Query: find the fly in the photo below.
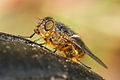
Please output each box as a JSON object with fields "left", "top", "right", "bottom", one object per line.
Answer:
{"left": 23, "top": 17, "right": 108, "bottom": 69}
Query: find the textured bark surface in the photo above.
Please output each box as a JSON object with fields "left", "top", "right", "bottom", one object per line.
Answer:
{"left": 0, "top": 32, "right": 104, "bottom": 80}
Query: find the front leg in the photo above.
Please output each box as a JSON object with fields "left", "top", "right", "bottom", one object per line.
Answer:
{"left": 18, "top": 32, "right": 35, "bottom": 38}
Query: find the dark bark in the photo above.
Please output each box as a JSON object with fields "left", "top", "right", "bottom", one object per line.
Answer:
{"left": 0, "top": 32, "right": 104, "bottom": 80}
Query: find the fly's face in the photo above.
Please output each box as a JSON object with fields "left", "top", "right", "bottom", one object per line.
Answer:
{"left": 35, "top": 17, "right": 55, "bottom": 38}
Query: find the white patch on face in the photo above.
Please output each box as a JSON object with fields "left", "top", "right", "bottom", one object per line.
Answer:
{"left": 71, "top": 34, "right": 80, "bottom": 38}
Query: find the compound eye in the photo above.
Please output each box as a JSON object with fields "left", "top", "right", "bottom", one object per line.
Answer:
{"left": 45, "top": 20, "right": 54, "bottom": 31}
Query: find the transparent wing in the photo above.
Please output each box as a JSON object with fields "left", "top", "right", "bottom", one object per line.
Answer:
{"left": 70, "top": 37, "right": 108, "bottom": 69}
{"left": 82, "top": 46, "right": 108, "bottom": 69}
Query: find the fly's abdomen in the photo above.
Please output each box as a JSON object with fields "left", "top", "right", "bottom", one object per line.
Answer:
{"left": 62, "top": 44, "right": 85, "bottom": 59}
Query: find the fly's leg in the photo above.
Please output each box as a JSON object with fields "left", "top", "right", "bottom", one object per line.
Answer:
{"left": 45, "top": 37, "right": 51, "bottom": 44}
{"left": 76, "top": 59, "right": 91, "bottom": 69}
{"left": 71, "top": 45, "right": 91, "bottom": 69}
{"left": 18, "top": 32, "right": 36, "bottom": 38}
{"left": 53, "top": 44, "right": 64, "bottom": 53}
{"left": 45, "top": 31, "right": 55, "bottom": 44}
{"left": 33, "top": 37, "right": 44, "bottom": 43}
{"left": 33, "top": 37, "right": 46, "bottom": 45}
{"left": 60, "top": 45, "right": 72, "bottom": 51}
{"left": 53, "top": 43, "right": 71, "bottom": 53}
{"left": 25, "top": 32, "right": 36, "bottom": 38}
{"left": 53, "top": 49, "right": 57, "bottom": 53}
{"left": 18, "top": 28, "right": 41, "bottom": 38}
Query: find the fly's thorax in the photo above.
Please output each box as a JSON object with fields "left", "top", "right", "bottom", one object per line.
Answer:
{"left": 55, "top": 21, "right": 76, "bottom": 36}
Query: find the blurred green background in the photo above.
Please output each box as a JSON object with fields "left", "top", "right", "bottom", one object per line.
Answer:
{"left": 0, "top": 0, "right": 120, "bottom": 80}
